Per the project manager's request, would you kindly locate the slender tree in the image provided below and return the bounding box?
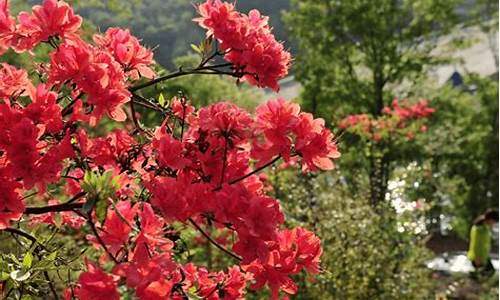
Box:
[284,0,460,205]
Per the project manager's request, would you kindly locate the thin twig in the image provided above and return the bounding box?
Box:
[188,218,241,261]
[179,96,187,142]
[86,216,119,264]
[130,98,144,132]
[132,93,164,113]
[43,270,59,300]
[60,175,82,181]
[61,93,84,116]
[3,228,50,252]
[219,137,229,186]
[213,155,282,191]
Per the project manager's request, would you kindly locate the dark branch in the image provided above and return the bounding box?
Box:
[213,155,282,192]
[130,98,144,133]
[24,192,86,215]
[43,269,59,300]
[188,218,242,261]
[132,93,165,113]
[3,228,50,252]
[86,216,120,264]
[61,93,84,116]
[129,63,237,92]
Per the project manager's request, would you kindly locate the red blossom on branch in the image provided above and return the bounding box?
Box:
[75,259,120,300]
[16,0,82,51]
[0,0,15,54]
[339,98,435,142]
[94,27,155,79]
[195,0,291,91]
[0,1,339,298]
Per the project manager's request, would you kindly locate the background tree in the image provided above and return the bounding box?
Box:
[409,75,499,237]
[284,0,460,205]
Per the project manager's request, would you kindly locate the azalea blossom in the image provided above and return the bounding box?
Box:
[0,0,15,54]
[195,0,291,91]
[340,98,435,142]
[94,27,155,79]
[0,1,338,298]
[75,259,120,300]
[16,0,82,51]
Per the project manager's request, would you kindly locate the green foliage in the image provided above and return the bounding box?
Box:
[82,171,120,222]
[283,0,499,235]
[271,171,433,299]
[284,0,463,205]
[0,227,84,299]
[409,76,499,237]
[284,0,460,118]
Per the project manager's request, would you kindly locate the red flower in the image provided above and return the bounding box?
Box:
[48,38,93,85]
[80,50,130,124]
[0,63,32,103]
[0,1,341,297]
[195,0,291,91]
[136,203,173,252]
[198,102,253,144]
[148,174,212,222]
[284,228,322,274]
[294,113,340,172]
[113,244,177,300]
[242,228,322,299]
[4,117,41,188]
[0,0,15,54]
[0,164,24,229]
[30,133,75,191]
[342,98,434,141]
[89,201,138,257]
[253,98,300,162]
[16,0,82,51]
[49,38,131,124]
[94,27,155,79]
[75,259,120,300]
[170,96,195,121]
[24,84,63,134]
[153,127,190,170]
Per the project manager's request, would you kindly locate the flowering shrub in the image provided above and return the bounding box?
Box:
[195,0,291,91]
[338,99,435,142]
[0,0,340,299]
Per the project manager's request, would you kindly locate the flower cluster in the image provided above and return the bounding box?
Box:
[1,0,155,125]
[0,1,337,299]
[1,0,81,53]
[195,0,291,91]
[93,27,155,79]
[339,98,435,141]
[253,99,340,171]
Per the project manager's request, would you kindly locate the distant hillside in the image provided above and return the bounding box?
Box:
[77,0,292,69]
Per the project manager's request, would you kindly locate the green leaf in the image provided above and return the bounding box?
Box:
[0,272,9,281]
[10,270,31,282]
[22,252,33,269]
[158,93,166,107]
[190,43,201,54]
[95,198,109,224]
[46,251,58,262]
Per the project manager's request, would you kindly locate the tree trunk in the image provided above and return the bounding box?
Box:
[369,145,389,206]
[369,67,388,206]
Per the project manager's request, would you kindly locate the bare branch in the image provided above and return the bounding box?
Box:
[188,218,242,261]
